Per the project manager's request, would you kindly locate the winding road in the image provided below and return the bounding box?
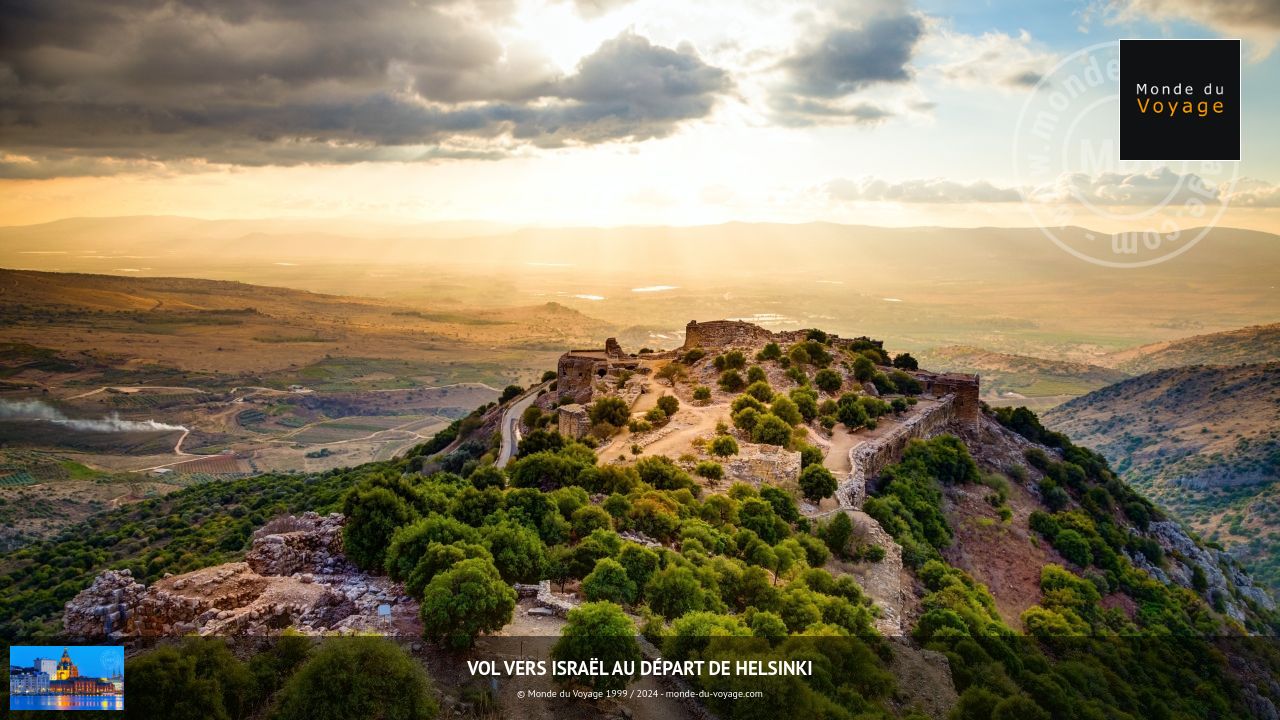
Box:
[496,382,550,468]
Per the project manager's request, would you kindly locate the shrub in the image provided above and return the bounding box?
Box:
[799,464,838,502]
[710,435,739,457]
[693,385,711,401]
[853,356,875,382]
[269,638,439,720]
[419,558,516,649]
[758,342,782,361]
[582,558,638,604]
[656,395,680,416]
[343,487,417,573]
[892,353,918,371]
[695,461,724,481]
[751,413,793,446]
[499,385,524,403]
[1052,529,1093,567]
[814,369,843,393]
[770,395,803,426]
[468,465,506,491]
[551,602,642,692]
[718,370,745,392]
[745,380,775,402]
[747,365,768,384]
[589,397,631,427]
[635,455,696,491]
[644,407,668,424]
[405,542,492,599]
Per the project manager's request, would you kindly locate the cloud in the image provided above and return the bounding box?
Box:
[781,14,924,97]
[1092,0,1280,56]
[1222,177,1280,207]
[771,6,924,124]
[822,168,1280,209]
[1026,167,1223,206]
[0,2,730,177]
[826,177,1021,203]
[924,28,1058,90]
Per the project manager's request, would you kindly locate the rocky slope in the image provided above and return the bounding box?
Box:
[1045,363,1280,594]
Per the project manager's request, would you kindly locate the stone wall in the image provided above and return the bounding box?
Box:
[722,442,802,493]
[682,320,777,350]
[557,352,610,403]
[914,372,980,427]
[836,397,958,508]
[64,512,416,638]
[556,404,590,440]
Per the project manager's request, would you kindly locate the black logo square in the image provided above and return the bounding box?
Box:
[1120,39,1240,161]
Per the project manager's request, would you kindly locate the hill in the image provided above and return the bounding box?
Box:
[1103,323,1280,374]
[3,218,1279,361]
[1,319,1277,720]
[917,345,1130,410]
[1045,363,1280,593]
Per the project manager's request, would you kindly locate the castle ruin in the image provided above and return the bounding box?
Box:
[556,337,640,404]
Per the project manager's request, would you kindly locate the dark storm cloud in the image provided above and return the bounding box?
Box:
[0,1,730,177]
[772,9,923,124]
[782,15,923,97]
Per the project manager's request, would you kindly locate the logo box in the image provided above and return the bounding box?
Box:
[1120,39,1241,161]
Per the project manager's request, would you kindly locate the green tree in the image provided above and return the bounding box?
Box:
[269,638,439,720]
[582,557,638,604]
[647,565,711,619]
[342,486,417,573]
[751,413,793,446]
[693,385,711,401]
[853,356,875,382]
[710,434,739,457]
[745,380,775,402]
[483,521,547,582]
[419,558,516,649]
[799,464,838,502]
[551,602,642,692]
[656,394,680,416]
[406,542,493,599]
[589,396,631,427]
[386,514,481,581]
[770,395,803,426]
[814,369,843,394]
[500,385,524,403]
[758,342,782,361]
[821,512,854,557]
[718,369,746,392]
[1052,529,1093,567]
[468,464,506,491]
[892,353,919,371]
[571,504,613,538]
[695,461,724,481]
[126,639,257,720]
[747,365,768,384]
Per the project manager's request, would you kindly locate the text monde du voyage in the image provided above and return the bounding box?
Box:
[1134,82,1228,118]
[467,658,813,678]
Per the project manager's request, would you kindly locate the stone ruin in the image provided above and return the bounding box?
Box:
[556,337,643,404]
[678,319,980,427]
[556,403,591,440]
[64,512,417,639]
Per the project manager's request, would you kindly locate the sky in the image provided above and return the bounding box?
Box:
[9,646,124,679]
[2,0,1280,231]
